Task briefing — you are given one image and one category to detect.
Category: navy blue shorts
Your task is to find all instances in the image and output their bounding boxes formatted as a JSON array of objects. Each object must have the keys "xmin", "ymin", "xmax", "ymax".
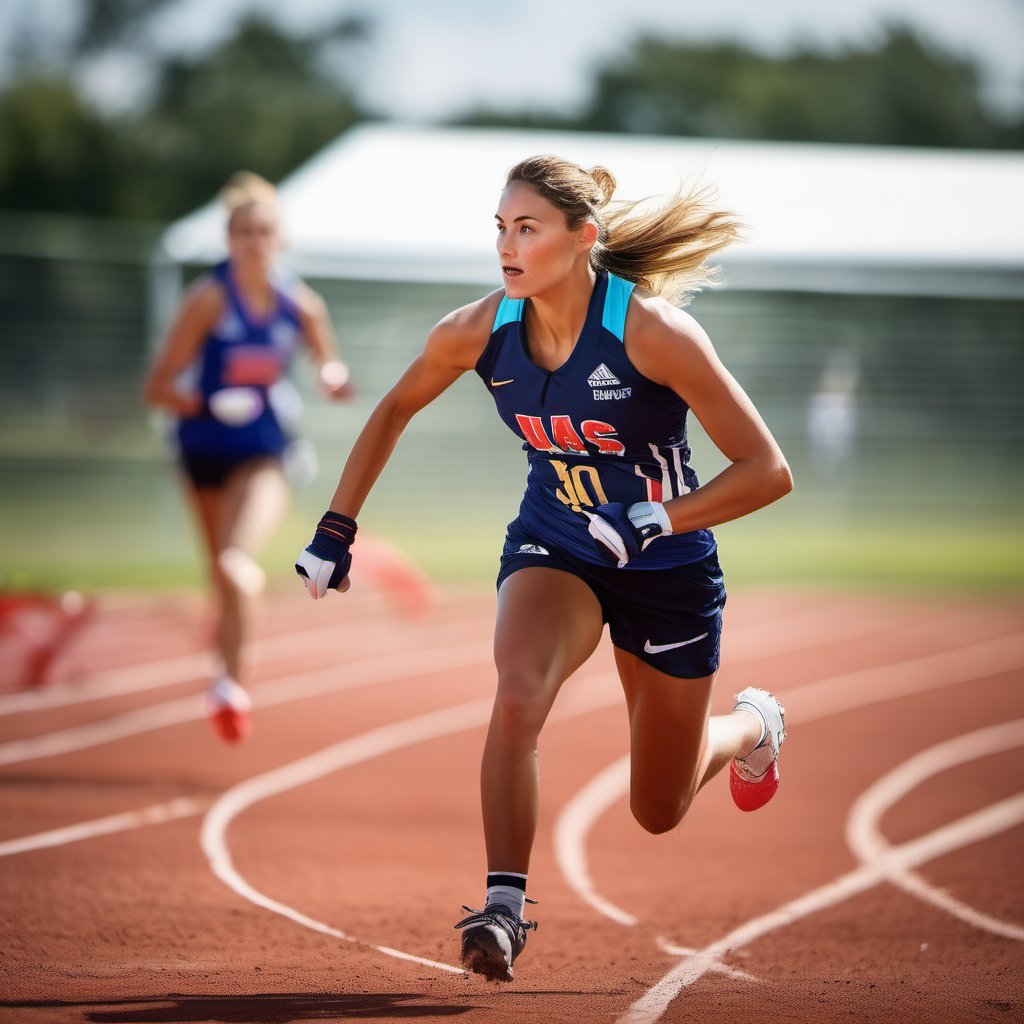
[
  {"xmin": 178, "ymin": 450, "xmax": 279, "ymax": 490},
  {"xmin": 496, "ymin": 519, "xmax": 726, "ymax": 680}
]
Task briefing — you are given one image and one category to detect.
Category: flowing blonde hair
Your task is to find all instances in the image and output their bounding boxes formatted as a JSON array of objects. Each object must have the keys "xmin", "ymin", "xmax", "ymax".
[{"xmin": 504, "ymin": 155, "xmax": 742, "ymax": 306}]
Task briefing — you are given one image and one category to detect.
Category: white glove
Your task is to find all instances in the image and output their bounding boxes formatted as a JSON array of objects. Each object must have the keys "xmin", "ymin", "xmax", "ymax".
[
  {"xmin": 584, "ymin": 501, "xmax": 673, "ymax": 567},
  {"xmin": 295, "ymin": 510, "xmax": 357, "ymax": 599},
  {"xmin": 295, "ymin": 548, "xmax": 351, "ymax": 599}
]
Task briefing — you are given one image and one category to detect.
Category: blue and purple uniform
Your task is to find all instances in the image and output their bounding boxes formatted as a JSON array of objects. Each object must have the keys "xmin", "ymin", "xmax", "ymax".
[{"xmin": 176, "ymin": 261, "xmax": 305, "ymax": 486}]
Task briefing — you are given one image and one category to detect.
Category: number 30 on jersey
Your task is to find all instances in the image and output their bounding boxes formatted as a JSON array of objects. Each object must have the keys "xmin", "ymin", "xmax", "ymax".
[{"xmin": 550, "ymin": 460, "xmax": 609, "ymax": 512}]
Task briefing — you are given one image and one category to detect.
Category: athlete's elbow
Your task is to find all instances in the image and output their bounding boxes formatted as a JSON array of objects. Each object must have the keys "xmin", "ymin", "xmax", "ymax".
[
  {"xmin": 766, "ymin": 456, "xmax": 794, "ymax": 503},
  {"xmin": 373, "ymin": 393, "xmax": 417, "ymax": 435}
]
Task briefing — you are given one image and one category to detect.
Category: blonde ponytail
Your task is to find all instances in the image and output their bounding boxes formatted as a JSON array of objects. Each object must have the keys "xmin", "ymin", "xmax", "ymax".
[
  {"xmin": 598, "ymin": 184, "xmax": 742, "ymax": 306},
  {"xmin": 587, "ymin": 165, "xmax": 617, "ymax": 211},
  {"xmin": 505, "ymin": 155, "xmax": 742, "ymax": 305}
]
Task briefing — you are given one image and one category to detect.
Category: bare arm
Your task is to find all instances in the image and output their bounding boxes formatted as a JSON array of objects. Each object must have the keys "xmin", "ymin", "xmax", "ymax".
[
  {"xmin": 142, "ymin": 280, "xmax": 222, "ymax": 417},
  {"xmin": 326, "ymin": 294, "xmax": 500, "ymax": 518},
  {"xmin": 625, "ymin": 295, "xmax": 793, "ymax": 533},
  {"xmin": 295, "ymin": 283, "xmax": 354, "ymax": 400}
]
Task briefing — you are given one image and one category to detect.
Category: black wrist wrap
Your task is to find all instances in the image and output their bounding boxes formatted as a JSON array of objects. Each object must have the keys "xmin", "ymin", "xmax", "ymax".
[{"xmin": 308, "ymin": 511, "xmax": 357, "ymax": 561}]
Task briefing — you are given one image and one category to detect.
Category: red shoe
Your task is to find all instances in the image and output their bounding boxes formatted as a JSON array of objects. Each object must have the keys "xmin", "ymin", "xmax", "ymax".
[
  {"xmin": 205, "ymin": 678, "xmax": 252, "ymax": 744},
  {"xmin": 729, "ymin": 687, "xmax": 786, "ymax": 812}
]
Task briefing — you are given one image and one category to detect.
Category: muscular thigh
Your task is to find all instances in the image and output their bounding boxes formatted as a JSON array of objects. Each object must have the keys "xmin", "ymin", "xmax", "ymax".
[
  {"xmin": 617, "ymin": 646, "xmax": 715, "ymax": 795},
  {"xmin": 218, "ymin": 456, "xmax": 289, "ymax": 552},
  {"xmin": 494, "ymin": 567, "xmax": 604, "ymax": 699}
]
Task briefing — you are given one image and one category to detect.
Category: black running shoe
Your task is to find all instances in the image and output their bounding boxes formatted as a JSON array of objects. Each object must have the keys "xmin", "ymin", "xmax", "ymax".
[{"xmin": 455, "ymin": 903, "xmax": 537, "ymax": 982}]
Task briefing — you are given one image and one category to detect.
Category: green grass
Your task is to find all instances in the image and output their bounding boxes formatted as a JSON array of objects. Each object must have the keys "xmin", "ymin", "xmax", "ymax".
[
  {"xmin": 712, "ymin": 518, "xmax": 1024, "ymax": 592},
  {"xmin": 1, "ymin": 450, "xmax": 1021, "ymax": 596},
  {"xmin": 4, "ymin": 504, "xmax": 1021, "ymax": 596}
]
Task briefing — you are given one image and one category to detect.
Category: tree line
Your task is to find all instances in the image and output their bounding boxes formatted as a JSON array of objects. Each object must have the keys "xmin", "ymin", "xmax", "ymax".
[{"xmin": 1, "ymin": 2, "xmax": 1020, "ymax": 222}]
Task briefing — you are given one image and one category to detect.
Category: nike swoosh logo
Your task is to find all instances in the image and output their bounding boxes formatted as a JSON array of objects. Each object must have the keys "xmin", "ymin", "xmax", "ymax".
[
  {"xmin": 490, "ymin": 378, "xmax": 514, "ymax": 387},
  {"xmin": 643, "ymin": 633, "xmax": 709, "ymax": 654}
]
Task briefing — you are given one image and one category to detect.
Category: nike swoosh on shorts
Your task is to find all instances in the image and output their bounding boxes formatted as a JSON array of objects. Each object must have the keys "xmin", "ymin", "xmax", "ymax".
[{"xmin": 643, "ymin": 633, "xmax": 709, "ymax": 654}]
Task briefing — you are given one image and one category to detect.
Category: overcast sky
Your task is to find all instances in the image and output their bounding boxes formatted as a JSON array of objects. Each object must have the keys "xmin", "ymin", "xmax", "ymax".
[{"xmin": 4, "ymin": 0, "xmax": 1024, "ymax": 119}]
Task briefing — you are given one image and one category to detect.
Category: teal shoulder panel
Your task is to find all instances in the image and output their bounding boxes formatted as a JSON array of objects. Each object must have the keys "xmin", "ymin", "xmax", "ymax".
[
  {"xmin": 601, "ymin": 274, "xmax": 636, "ymax": 341},
  {"xmin": 492, "ymin": 294, "xmax": 525, "ymax": 332}
]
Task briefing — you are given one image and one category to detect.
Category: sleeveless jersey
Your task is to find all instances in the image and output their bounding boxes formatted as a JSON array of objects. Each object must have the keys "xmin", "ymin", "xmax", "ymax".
[
  {"xmin": 475, "ymin": 271, "xmax": 715, "ymax": 569},
  {"xmin": 176, "ymin": 261, "xmax": 305, "ymax": 459}
]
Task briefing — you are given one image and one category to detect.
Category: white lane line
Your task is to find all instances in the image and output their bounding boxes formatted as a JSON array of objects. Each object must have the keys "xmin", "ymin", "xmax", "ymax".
[
  {"xmin": 0, "ymin": 596, "xmax": 891, "ymax": 718},
  {"xmin": 654, "ymin": 939, "xmax": 756, "ymax": 983},
  {"xmin": 618, "ymin": 792, "xmax": 1024, "ymax": 1024},
  {"xmin": 0, "ymin": 636, "xmax": 495, "ymax": 767},
  {"xmin": 0, "ymin": 611, "xmax": 495, "ymax": 716},
  {"xmin": 201, "ymin": 698, "xmax": 497, "ymax": 975},
  {"xmin": 0, "ymin": 601, "xmax": 903, "ymax": 767},
  {"xmin": 553, "ymin": 754, "xmax": 635, "ymax": 926},
  {"xmin": 192, "ymin": 608, "xmax": 929, "ymax": 952},
  {"xmin": 847, "ymin": 718, "xmax": 1024, "ymax": 941},
  {"xmin": 781, "ymin": 631, "xmax": 1024, "ymax": 723},
  {"xmin": 200, "ymin": 678, "xmax": 624, "ymax": 975},
  {"xmin": 554, "ymin": 629, "xmax": 1024, "ymax": 928},
  {"xmin": 0, "ymin": 653, "xmax": 206, "ymax": 716},
  {"xmin": 617, "ymin": 724, "xmax": 1024, "ymax": 1024},
  {"xmin": 0, "ymin": 797, "xmax": 205, "ymax": 857},
  {"xmin": 198, "ymin": 617, "xmax": 928, "ymax": 978}
]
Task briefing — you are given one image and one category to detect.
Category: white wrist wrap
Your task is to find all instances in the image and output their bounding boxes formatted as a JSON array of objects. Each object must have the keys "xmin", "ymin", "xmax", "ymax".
[{"xmin": 626, "ymin": 501, "xmax": 673, "ymax": 538}]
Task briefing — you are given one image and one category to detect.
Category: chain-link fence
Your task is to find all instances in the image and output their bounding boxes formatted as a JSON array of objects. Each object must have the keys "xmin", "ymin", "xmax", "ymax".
[{"xmin": 2, "ymin": 216, "xmax": 1022, "ymax": 590}]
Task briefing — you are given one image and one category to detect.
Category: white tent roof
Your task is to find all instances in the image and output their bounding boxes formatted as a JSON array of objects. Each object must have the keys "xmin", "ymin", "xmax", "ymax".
[{"xmin": 160, "ymin": 123, "xmax": 1024, "ymax": 298}]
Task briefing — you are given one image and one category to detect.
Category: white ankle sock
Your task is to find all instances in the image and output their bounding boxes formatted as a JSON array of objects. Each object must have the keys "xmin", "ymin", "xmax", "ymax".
[
  {"xmin": 736, "ymin": 703, "xmax": 768, "ymax": 754},
  {"xmin": 485, "ymin": 871, "xmax": 527, "ymax": 918}
]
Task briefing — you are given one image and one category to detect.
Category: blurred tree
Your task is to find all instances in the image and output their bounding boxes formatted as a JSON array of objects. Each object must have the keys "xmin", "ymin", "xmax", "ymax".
[
  {"xmin": 69, "ymin": 0, "xmax": 178, "ymax": 55},
  {"xmin": 0, "ymin": 76, "xmax": 123, "ymax": 215},
  {"xmin": 0, "ymin": 3, "xmax": 369, "ymax": 219},
  {"xmin": 2, "ymin": 9, "xmax": 1021, "ymax": 221},
  {"xmin": 116, "ymin": 13, "xmax": 368, "ymax": 218},
  {"xmin": 454, "ymin": 25, "xmax": 1023, "ymax": 149}
]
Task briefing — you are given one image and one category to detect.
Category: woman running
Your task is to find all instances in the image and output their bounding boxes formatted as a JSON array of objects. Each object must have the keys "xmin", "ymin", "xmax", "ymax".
[
  {"xmin": 145, "ymin": 171, "xmax": 353, "ymax": 742},
  {"xmin": 295, "ymin": 155, "xmax": 792, "ymax": 979}
]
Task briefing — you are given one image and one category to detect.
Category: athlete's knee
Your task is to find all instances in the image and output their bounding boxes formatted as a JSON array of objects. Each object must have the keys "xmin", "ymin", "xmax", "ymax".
[
  {"xmin": 630, "ymin": 789, "xmax": 695, "ymax": 835},
  {"xmin": 490, "ymin": 666, "xmax": 554, "ymax": 741},
  {"xmin": 217, "ymin": 547, "xmax": 266, "ymax": 598}
]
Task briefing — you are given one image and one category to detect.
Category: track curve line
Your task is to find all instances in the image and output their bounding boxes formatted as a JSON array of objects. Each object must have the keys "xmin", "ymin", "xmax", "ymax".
[
  {"xmin": 201, "ymin": 697, "xmax": 498, "ymax": 975},
  {"xmin": 198, "ymin": 675, "xmax": 627, "ymax": 974},
  {"xmin": 616, "ymin": 725, "xmax": 1024, "ymax": 1024},
  {"xmin": 847, "ymin": 717, "xmax": 1024, "ymax": 941},
  {"xmin": 554, "ymin": 629, "xmax": 1024, "ymax": 928}
]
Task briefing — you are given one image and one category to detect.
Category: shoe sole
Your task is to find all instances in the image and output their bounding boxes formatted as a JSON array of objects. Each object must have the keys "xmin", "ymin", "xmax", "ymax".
[
  {"xmin": 461, "ymin": 932, "xmax": 514, "ymax": 982},
  {"xmin": 208, "ymin": 706, "xmax": 251, "ymax": 744},
  {"xmin": 730, "ymin": 759, "xmax": 779, "ymax": 811},
  {"xmin": 730, "ymin": 688, "xmax": 784, "ymax": 811}
]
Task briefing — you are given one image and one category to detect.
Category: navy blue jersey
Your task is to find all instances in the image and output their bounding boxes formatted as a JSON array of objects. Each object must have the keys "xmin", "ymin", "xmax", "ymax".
[
  {"xmin": 475, "ymin": 271, "xmax": 715, "ymax": 569},
  {"xmin": 176, "ymin": 261, "xmax": 304, "ymax": 459}
]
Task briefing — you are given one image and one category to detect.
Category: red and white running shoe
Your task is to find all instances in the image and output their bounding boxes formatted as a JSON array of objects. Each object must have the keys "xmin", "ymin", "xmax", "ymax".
[
  {"xmin": 205, "ymin": 677, "xmax": 252, "ymax": 744},
  {"xmin": 730, "ymin": 687, "xmax": 786, "ymax": 812}
]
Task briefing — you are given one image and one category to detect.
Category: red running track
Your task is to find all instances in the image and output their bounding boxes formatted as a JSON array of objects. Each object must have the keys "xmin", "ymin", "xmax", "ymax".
[{"xmin": 0, "ymin": 583, "xmax": 1022, "ymax": 1023}]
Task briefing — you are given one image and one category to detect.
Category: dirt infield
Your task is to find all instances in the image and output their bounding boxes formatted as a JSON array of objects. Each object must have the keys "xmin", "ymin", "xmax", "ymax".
[{"xmin": 1, "ymin": 584, "xmax": 1022, "ymax": 1023}]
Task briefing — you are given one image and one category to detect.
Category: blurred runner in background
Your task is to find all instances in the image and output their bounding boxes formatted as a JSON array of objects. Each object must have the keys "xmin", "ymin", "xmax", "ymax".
[{"xmin": 144, "ymin": 172, "xmax": 354, "ymax": 742}]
